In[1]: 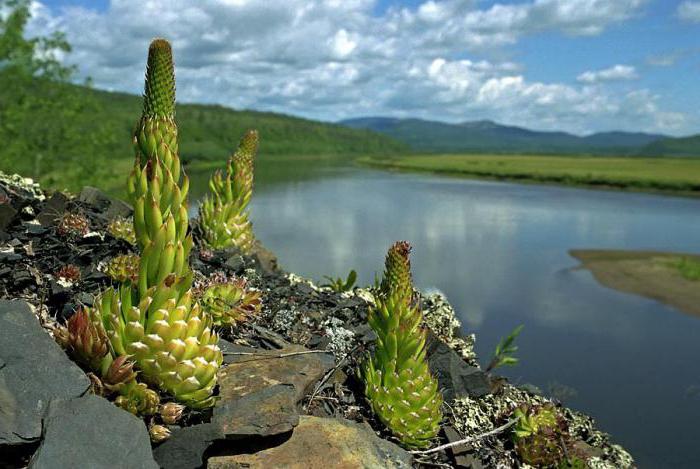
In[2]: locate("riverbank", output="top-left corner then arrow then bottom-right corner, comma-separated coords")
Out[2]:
358,154 -> 700,197
0,173 -> 634,468
570,249 -> 700,318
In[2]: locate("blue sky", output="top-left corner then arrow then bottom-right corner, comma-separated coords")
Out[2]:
31,0 -> 700,135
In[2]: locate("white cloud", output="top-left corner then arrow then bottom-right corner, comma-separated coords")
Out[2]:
678,1 -> 700,22
576,65 -> 638,83
24,0 -> 691,135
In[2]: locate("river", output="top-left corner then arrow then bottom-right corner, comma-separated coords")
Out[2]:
190,160 -> 700,468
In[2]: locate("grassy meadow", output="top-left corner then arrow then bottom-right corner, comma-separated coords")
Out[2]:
359,154 -> 700,195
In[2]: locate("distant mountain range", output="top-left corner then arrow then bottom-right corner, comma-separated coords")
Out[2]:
340,117 -> 700,157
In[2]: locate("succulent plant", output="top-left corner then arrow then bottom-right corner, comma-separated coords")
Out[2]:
149,424 -> 171,443
198,130 -> 258,252
362,241 -> 443,449
88,39 -> 222,409
59,308 -> 109,370
105,254 -> 140,283
512,403 -> 570,467
55,264 -> 81,282
57,212 -> 89,237
101,355 -> 138,392
107,217 -> 136,245
159,402 -> 185,425
93,283 -> 221,408
199,276 -> 261,326
115,380 -> 161,416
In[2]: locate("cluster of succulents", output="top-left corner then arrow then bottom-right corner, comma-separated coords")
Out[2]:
54,308 -> 161,415
198,130 -> 257,252
80,39 -> 223,410
107,217 -> 136,245
197,274 -> 261,326
512,403 -> 573,467
362,241 -> 443,449
57,211 -> 89,237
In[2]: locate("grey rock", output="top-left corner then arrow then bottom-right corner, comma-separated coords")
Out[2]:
153,423 -> 223,469
426,333 -> 491,401
250,241 -> 278,275
29,395 -> 158,469
207,416 -> 413,469
37,192 -> 68,227
0,300 -> 90,446
0,203 -> 18,230
78,186 -> 132,219
214,384 -> 299,438
214,345 -> 334,439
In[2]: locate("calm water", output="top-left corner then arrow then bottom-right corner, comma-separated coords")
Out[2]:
192,164 -> 700,468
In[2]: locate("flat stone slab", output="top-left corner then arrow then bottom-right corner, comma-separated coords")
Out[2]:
213,345 -> 334,439
207,416 -> 413,469
0,300 -> 90,445
217,345 -> 334,403
29,395 -> 158,469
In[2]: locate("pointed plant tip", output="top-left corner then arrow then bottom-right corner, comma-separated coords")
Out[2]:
391,240 -> 412,258
149,38 -> 172,54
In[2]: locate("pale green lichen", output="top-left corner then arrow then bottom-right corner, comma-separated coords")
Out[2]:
421,291 -> 478,366
451,385 -> 550,450
0,171 -> 45,200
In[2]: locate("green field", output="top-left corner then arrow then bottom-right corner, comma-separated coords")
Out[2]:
359,154 -> 700,195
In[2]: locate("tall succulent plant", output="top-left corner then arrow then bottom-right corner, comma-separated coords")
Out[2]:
90,39 -> 222,409
198,130 -> 258,252
362,241 -> 443,449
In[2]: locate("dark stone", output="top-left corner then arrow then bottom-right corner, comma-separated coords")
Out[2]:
350,323 -> 377,343
37,192 -> 69,227
426,333 -> 491,401
29,395 -> 158,469
153,423 -> 223,469
214,384 -> 299,438
0,203 -> 18,230
0,300 -> 90,446
78,186 -> 132,219
207,416 -> 413,469
249,242 -> 278,276
224,254 -> 245,272
214,345 -> 334,439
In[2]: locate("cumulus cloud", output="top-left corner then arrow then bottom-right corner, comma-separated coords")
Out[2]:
576,65 -> 638,83
677,1 -> 700,22
23,0 -> 690,135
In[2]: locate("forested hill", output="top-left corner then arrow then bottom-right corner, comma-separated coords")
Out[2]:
0,76 -> 406,193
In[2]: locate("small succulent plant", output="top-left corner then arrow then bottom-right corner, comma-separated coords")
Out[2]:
362,241 -> 443,449
56,309 -> 160,416
107,217 -> 136,245
512,403 -> 570,467
57,212 -> 89,237
198,130 -> 258,252
56,307 -> 109,370
159,402 -> 185,425
198,275 -> 262,326
87,39 -> 222,409
104,254 -> 140,283
55,264 -> 81,282
149,424 -> 171,443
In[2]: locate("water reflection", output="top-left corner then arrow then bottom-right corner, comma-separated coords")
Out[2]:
191,166 -> 700,468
